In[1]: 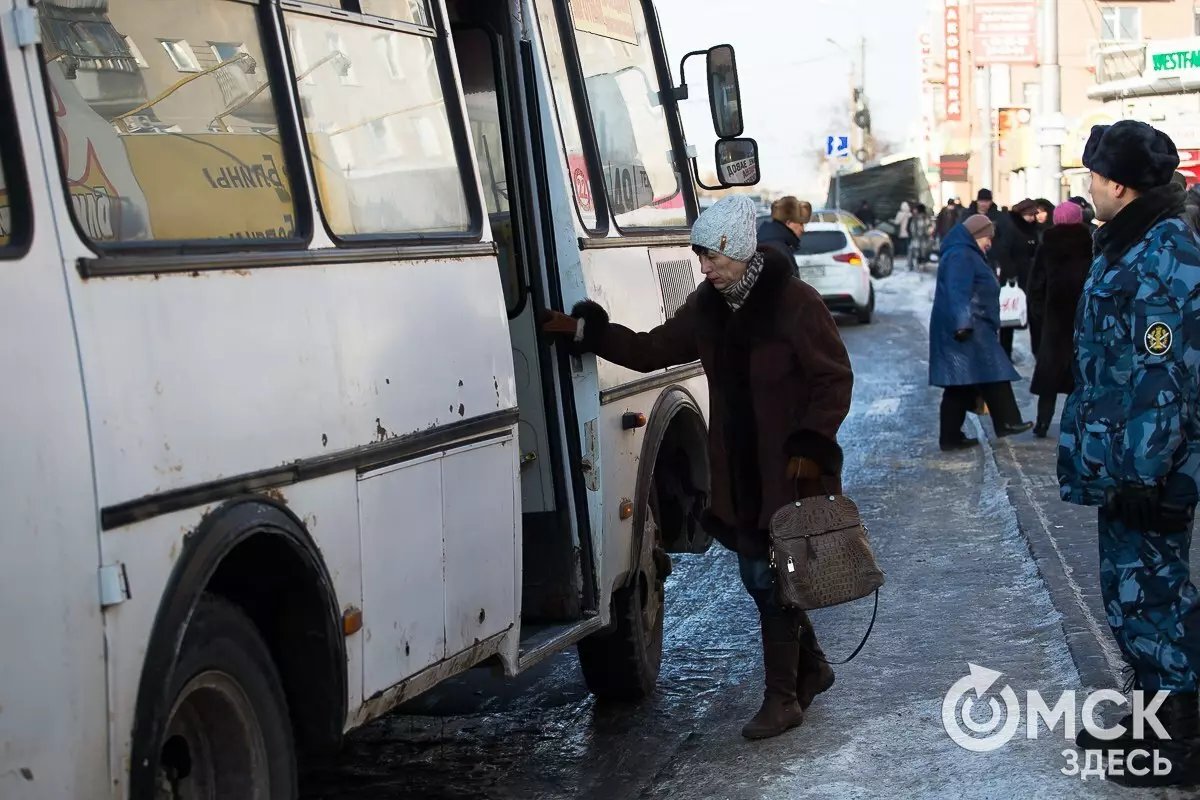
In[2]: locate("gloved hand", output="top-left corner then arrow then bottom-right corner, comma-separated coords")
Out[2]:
1104,484 -> 1196,532
953,328 -> 973,343
787,457 -> 821,480
539,309 -> 580,336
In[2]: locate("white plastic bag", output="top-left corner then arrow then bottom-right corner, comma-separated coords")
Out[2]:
999,281 -> 1027,329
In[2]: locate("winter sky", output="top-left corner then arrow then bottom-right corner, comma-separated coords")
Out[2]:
656,0 -> 926,198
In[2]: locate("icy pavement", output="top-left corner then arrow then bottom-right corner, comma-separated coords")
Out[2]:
300,272 -> 1193,799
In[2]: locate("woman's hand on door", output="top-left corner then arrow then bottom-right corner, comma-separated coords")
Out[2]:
539,309 -> 580,336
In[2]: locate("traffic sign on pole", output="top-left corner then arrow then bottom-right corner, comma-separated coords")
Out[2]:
826,135 -> 852,161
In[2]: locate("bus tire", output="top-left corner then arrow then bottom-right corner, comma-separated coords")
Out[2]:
576,497 -> 665,701
153,594 -> 297,799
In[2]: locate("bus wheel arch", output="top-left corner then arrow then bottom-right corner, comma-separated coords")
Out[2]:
640,388 -> 712,556
576,386 -> 709,701
128,498 -> 346,799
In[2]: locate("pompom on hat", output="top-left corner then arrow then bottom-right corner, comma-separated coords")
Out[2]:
691,195 -> 758,262
1082,120 -> 1179,192
1052,202 -> 1083,225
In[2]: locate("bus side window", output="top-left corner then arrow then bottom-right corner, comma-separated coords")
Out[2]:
0,155 -> 11,251
0,49 -> 27,254
0,77 -> 19,253
284,10 -> 472,239
566,0 -> 685,230
359,0 -> 431,27
38,0 -> 300,247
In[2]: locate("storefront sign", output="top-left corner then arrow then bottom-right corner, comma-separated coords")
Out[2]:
996,106 -> 1032,157
939,153 -> 970,182
944,0 -> 963,121
1147,38 -> 1200,80
973,0 -> 1037,65
571,0 -> 638,46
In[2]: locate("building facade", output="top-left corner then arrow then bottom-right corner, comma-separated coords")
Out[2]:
924,0 -> 1200,207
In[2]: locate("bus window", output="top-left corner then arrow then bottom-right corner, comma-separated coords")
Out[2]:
360,0 -> 431,27
285,11 -> 470,238
40,0 -> 300,246
0,161 -> 10,250
533,1 -> 599,231
455,27 -> 521,313
0,82 -> 24,253
567,0 -> 685,229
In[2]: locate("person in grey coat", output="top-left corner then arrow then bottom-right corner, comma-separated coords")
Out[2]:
929,214 -> 1033,450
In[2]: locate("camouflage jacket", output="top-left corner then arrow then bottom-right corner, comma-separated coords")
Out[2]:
1059,213 -> 1200,508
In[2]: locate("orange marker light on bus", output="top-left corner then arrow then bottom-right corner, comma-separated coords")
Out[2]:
343,606 -> 363,637
622,412 -> 647,430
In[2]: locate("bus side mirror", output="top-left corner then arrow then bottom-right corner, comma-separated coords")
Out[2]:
715,138 -> 759,187
706,44 -> 743,139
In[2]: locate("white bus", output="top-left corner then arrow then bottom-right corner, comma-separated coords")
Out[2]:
0,0 -> 759,796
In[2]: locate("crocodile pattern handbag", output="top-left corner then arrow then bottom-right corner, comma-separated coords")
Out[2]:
767,494 -> 885,611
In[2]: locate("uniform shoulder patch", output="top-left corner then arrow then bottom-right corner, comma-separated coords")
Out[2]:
1145,321 -> 1173,355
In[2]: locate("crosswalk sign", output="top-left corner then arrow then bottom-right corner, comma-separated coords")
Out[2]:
826,135 -> 851,161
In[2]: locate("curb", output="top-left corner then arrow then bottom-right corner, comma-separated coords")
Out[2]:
973,419 -> 1124,695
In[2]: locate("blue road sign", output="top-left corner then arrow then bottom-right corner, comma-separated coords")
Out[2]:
826,135 -> 851,160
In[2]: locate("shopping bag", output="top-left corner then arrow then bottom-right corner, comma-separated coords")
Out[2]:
999,281 -> 1027,329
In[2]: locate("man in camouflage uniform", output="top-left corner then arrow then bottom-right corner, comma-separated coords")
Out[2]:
1059,119 -> 1200,787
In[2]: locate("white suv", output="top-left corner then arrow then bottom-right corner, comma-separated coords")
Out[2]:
792,221 -> 875,324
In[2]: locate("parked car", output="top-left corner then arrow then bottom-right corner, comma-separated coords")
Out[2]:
791,221 -> 874,324
811,209 -> 894,278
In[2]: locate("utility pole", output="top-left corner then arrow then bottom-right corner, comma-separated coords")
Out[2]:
860,35 -> 866,99
1038,0 -> 1064,202
979,65 -> 994,192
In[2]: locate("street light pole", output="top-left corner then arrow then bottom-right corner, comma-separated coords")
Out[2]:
1039,0 -> 1064,201
979,65 -> 994,192
826,38 -> 858,155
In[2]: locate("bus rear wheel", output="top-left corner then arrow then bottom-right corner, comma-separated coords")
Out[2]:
154,595 -> 296,800
577,483 -> 666,701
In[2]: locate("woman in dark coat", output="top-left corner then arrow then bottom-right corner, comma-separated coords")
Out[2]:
1029,201 -> 1093,437
1034,198 -> 1056,235
930,215 -> 1033,450
1025,200 -> 1056,358
990,198 -> 1041,359
541,195 -> 854,740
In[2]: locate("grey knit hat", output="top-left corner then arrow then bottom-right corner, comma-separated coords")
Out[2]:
691,195 -> 757,262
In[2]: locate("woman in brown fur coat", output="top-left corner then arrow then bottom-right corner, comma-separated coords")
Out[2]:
541,196 -> 854,741
1028,201 -> 1094,437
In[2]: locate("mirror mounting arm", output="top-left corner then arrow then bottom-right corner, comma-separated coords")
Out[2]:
670,48 -> 709,102
689,156 -> 724,192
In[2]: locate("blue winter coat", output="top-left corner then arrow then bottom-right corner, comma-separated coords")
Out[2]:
928,223 -> 1021,387
1058,215 -> 1200,508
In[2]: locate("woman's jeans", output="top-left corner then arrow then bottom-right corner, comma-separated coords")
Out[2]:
940,382 -> 1021,442
738,552 -> 783,617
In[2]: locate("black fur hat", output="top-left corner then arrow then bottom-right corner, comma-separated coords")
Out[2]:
1082,120 -> 1179,191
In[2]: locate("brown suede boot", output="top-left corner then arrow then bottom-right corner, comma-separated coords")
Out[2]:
742,615 -> 804,740
797,625 -> 835,710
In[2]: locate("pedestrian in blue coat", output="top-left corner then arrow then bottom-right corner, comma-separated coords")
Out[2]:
1060,119 -> 1200,786
929,214 -> 1033,450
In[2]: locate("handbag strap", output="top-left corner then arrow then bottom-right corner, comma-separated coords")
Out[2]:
797,588 -> 879,666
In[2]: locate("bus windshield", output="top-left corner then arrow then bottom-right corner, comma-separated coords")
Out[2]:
569,0 -> 684,229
